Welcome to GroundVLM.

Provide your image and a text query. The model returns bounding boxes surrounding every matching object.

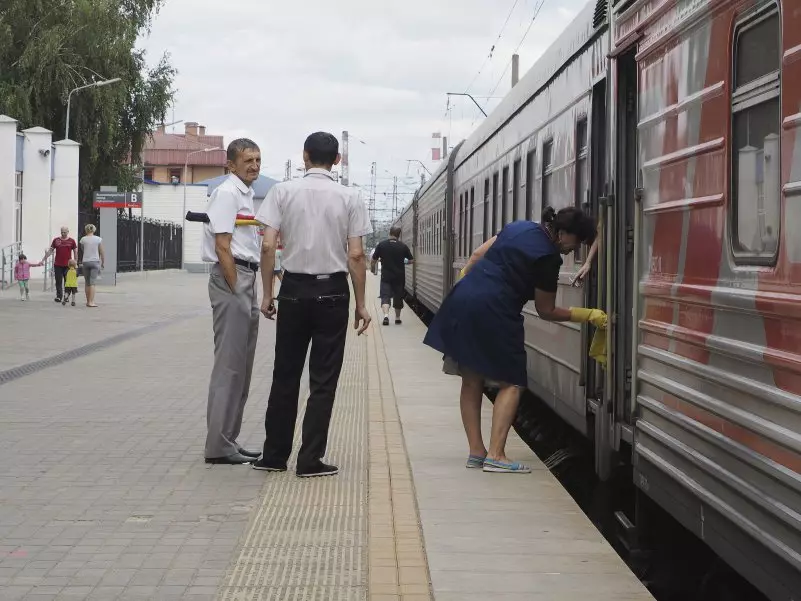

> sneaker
[252,459,287,472]
[71,300,75,307]
[296,462,338,478]
[382,317,389,326]
[54,297,61,303]
[62,300,67,306]
[395,319,402,325]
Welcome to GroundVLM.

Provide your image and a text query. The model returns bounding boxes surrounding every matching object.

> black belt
[233,258,259,272]
[283,271,346,281]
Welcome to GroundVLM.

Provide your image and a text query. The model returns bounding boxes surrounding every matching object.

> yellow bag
[589,327,607,368]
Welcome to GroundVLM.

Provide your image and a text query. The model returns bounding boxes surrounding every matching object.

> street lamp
[446,92,488,117]
[182,147,222,269]
[65,78,122,139]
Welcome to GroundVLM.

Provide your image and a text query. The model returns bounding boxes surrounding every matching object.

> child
[14,254,41,301]
[63,259,78,306]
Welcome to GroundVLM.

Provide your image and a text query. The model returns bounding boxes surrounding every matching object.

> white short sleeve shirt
[200,174,261,263]
[255,168,372,274]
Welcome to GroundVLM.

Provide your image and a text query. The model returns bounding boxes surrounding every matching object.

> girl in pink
[14,254,42,301]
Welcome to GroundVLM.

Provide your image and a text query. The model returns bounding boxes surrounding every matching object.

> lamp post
[65,78,122,139]
[182,147,222,269]
[445,92,488,117]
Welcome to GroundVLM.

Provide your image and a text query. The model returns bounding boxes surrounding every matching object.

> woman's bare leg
[487,384,521,463]
[460,371,486,457]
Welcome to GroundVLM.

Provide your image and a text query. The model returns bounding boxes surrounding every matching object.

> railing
[0,242,22,290]
[42,254,54,292]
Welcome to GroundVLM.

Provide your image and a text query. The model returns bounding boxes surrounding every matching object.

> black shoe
[395,319,402,325]
[252,459,288,472]
[382,317,389,326]
[237,448,261,458]
[54,297,61,303]
[204,453,254,465]
[297,462,338,478]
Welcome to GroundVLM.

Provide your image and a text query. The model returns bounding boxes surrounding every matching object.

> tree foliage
[0,0,175,207]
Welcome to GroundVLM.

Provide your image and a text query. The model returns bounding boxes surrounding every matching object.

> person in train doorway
[371,226,414,326]
[253,131,373,478]
[201,138,263,465]
[423,207,607,474]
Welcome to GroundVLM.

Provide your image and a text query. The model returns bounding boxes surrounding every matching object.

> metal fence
[118,215,183,272]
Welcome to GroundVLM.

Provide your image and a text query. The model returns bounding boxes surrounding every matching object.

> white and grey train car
[397,0,609,439]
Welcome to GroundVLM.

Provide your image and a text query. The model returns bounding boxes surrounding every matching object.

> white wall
[0,115,18,248]
[50,140,80,246]
[20,127,53,260]
[140,182,209,268]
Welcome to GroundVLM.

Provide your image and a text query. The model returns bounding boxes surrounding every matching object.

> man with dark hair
[371,226,413,326]
[200,138,262,465]
[253,131,372,478]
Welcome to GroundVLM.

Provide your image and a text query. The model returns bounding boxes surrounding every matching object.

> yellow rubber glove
[569,307,608,329]
[457,267,467,282]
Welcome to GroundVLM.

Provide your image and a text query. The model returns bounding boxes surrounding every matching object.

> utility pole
[392,176,398,219]
[342,130,349,186]
[369,162,377,233]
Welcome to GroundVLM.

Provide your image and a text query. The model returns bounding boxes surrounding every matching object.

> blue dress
[423,221,562,387]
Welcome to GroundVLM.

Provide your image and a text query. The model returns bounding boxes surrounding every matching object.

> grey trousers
[206,264,259,458]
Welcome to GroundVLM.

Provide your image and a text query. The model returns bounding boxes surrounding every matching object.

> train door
[613,49,638,439]
[584,78,606,410]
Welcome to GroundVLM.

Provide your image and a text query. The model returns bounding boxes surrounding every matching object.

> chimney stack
[185,122,199,136]
[512,54,520,87]
[157,123,166,134]
[198,125,206,136]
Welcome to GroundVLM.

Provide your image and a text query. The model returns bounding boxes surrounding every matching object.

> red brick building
[143,122,227,184]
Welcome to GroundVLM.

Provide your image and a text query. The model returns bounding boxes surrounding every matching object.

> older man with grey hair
[201,138,263,465]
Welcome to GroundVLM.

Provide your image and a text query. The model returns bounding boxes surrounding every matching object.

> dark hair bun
[551,206,596,244]
[541,206,556,224]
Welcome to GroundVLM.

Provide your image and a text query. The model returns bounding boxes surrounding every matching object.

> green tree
[0,0,175,208]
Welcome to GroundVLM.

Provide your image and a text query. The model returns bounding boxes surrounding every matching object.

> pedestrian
[423,207,606,474]
[201,138,263,465]
[79,224,104,308]
[371,226,414,326]
[42,226,77,303]
[62,259,79,306]
[14,254,42,301]
[253,131,372,478]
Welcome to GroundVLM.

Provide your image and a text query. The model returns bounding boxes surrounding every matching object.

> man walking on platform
[371,226,413,326]
[201,138,263,465]
[253,131,372,477]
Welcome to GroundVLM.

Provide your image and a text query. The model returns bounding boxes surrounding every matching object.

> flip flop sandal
[482,459,531,474]
[465,454,487,469]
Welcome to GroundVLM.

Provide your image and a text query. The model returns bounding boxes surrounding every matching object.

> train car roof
[455,0,600,168]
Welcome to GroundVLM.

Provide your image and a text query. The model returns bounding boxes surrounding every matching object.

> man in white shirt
[253,132,372,477]
[201,138,263,465]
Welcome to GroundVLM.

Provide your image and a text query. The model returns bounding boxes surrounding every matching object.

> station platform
[0,271,654,601]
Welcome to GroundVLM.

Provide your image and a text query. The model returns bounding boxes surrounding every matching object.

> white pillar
[51,140,80,245]
[20,126,53,260]
[0,115,18,248]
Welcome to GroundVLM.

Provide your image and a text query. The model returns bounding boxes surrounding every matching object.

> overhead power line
[464,0,523,94]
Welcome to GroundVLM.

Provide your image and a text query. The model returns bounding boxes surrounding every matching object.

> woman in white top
[80,224,105,307]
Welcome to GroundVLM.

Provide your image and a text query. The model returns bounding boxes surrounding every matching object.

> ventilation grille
[593,0,609,28]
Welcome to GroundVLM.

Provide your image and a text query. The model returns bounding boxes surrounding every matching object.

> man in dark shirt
[371,227,414,326]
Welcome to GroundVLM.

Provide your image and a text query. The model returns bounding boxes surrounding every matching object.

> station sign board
[92,191,143,209]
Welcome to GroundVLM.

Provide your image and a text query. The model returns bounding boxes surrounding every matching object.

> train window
[542,140,554,210]
[502,166,510,226]
[731,7,780,264]
[525,150,535,220]
[575,119,589,262]
[483,179,490,241]
[458,193,464,257]
[512,159,521,222]
[492,172,499,233]
[469,187,475,255]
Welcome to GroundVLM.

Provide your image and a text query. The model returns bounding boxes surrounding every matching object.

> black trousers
[54,265,69,299]
[262,272,350,468]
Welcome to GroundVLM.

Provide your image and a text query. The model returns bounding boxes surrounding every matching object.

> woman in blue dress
[423,206,607,473]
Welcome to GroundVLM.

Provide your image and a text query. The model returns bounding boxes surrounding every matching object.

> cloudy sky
[139,0,586,218]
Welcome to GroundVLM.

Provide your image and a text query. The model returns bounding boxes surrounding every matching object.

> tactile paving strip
[218,328,368,601]
[0,310,206,385]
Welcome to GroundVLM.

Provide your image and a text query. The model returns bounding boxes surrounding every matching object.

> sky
[139,0,587,220]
